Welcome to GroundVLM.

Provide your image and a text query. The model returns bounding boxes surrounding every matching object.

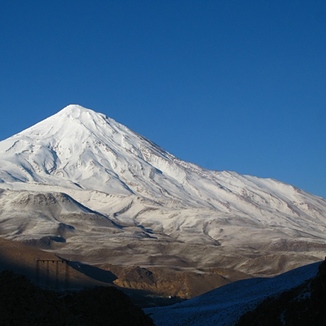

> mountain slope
[0,189,118,246]
[237,260,326,325]
[0,104,326,280]
[145,261,322,326]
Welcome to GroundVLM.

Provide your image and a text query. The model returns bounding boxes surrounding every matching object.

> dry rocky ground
[0,236,320,303]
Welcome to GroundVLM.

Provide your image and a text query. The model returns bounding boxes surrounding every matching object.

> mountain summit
[0,104,326,279]
[0,104,191,198]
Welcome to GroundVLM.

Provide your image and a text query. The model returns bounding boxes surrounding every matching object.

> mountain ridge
[0,104,326,281]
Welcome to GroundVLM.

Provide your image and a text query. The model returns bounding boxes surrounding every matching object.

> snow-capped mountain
[0,104,326,277]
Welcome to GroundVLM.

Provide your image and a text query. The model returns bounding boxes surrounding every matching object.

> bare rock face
[112,265,250,299]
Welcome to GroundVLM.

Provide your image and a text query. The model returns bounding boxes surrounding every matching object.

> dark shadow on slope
[0,270,154,325]
[122,287,186,308]
[0,237,117,290]
[67,260,118,283]
[236,260,326,326]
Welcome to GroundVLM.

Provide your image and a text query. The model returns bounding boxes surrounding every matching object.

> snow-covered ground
[145,261,321,326]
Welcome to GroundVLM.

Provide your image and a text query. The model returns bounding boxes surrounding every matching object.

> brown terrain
[0,237,252,306]
[2,237,326,325]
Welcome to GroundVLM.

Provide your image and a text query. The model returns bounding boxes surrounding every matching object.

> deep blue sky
[1,1,326,198]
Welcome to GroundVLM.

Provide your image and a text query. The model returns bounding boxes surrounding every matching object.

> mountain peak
[15,104,115,143]
[0,104,175,194]
[56,104,105,120]
[59,104,89,115]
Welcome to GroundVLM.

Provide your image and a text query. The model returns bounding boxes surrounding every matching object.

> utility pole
[35,259,69,290]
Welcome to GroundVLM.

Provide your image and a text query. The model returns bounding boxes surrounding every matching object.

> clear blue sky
[1,1,325,198]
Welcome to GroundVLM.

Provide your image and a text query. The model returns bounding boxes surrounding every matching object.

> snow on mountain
[0,189,119,246]
[0,104,326,275]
